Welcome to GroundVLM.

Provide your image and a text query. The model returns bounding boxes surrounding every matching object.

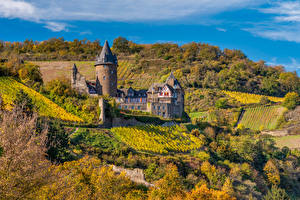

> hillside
[0,76,83,122]
[3,37,297,97]
[237,106,286,130]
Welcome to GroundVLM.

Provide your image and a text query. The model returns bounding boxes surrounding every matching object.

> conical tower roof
[95,40,118,66]
[165,72,182,89]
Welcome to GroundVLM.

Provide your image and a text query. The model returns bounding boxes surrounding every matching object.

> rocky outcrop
[112,165,154,187]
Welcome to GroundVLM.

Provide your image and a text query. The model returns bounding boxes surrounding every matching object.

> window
[138,106,141,110]
[111,70,114,74]
[163,106,165,110]
[103,76,106,80]
[124,105,128,109]
[158,106,160,110]
[153,105,156,109]
[131,106,134,109]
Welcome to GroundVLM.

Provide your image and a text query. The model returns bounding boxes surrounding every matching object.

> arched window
[103,76,106,80]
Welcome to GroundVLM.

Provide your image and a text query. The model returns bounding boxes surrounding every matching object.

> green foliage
[238,106,286,130]
[264,185,290,200]
[18,63,43,89]
[13,89,34,115]
[215,98,228,109]
[192,150,210,161]
[282,92,299,110]
[260,96,271,105]
[112,37,131,54]
[43,79,98,123]
[45,119,72,162]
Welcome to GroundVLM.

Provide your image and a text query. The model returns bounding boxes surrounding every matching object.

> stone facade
[95,40,118,97]
[71,41,185,119]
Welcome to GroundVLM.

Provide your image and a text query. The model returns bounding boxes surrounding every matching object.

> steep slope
[0,76,83,122]
[237,105,286,130]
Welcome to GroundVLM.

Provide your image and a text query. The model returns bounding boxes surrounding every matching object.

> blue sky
[0,0,300,75]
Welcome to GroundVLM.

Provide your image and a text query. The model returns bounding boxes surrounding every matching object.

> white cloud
[216,28,227,32]
[246,24,300,43]
[246,1,300,43]
[0,0,37,20]
[0,0,265,22]
[261,1,300,22]
[44,22,68,32]
[267,57,300,74]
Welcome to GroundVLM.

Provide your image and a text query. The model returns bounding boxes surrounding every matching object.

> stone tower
[71,63,89,94]
[95,40,118,97]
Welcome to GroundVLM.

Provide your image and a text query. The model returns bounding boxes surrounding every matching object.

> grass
[274,135,300,149]
[189,112,208,121]
[238,105,286,130]
[0,76,83,122]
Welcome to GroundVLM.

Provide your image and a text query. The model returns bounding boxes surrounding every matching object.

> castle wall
[95,64,117,97]
[71,71,89,95]
[118,103,147,111]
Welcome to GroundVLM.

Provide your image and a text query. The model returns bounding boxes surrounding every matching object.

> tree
[112,37,130,54]
[13,89,35,115]
[37,118,71,163]
[263,159,280,185]
[0,94,4,110]
[264,185,290,200]
[259,96,271,105]
[0,109,50,199]
[215,98,228,109]
[282,92,299,110]
[200,161,220,188]
[18,63,43,89]
[37,156,137,200]
[186,184,236,200]
[148,164,185,200]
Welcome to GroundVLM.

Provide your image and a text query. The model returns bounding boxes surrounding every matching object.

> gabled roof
[163,84,174,94]
[165,72,182,89]
[95,40,118,66]
[118,87,147,97]
[147,83,165,93]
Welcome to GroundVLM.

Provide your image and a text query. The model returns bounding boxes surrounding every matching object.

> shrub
[282,92,299,110]
[215,98,228,109]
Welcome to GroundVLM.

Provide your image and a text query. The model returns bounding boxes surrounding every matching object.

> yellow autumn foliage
[0,76,83,122]
[223,90,283,104]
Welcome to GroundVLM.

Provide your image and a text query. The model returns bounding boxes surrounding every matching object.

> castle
[71,41,184,119]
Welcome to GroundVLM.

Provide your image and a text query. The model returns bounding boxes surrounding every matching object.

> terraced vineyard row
[117,60,156,89]
[111,125,205,154]
[238,105,286,130]
[0,76,83,122]
[223,90,284,104]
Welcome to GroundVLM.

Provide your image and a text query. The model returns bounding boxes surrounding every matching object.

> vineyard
[0,76,83,122]
[237,105,286,130]
[223,90,284,104]
[111,125,205,154]
[117,60,157,89]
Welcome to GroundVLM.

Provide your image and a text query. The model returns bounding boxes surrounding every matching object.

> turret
[95,41,118,97]
[71,63,78,86]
